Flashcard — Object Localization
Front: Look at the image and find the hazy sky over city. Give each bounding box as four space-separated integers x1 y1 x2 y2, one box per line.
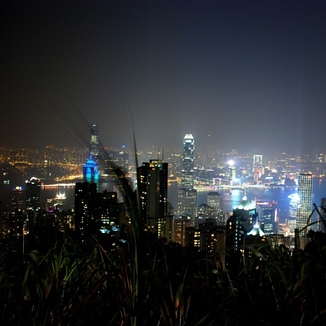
1 0 326 155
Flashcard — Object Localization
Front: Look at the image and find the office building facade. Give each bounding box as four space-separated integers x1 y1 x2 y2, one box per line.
178 134 197 219
181 134 195 189
25 177 41 229
297 172 313 231
90 124 100 163
256 201 277 234
138 160 169 235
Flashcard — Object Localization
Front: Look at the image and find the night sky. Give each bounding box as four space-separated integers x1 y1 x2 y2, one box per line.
1 1 326 155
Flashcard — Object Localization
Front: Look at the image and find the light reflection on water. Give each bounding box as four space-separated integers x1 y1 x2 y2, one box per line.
42 178 326 223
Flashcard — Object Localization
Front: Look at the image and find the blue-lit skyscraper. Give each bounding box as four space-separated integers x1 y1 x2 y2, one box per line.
83 156 99 187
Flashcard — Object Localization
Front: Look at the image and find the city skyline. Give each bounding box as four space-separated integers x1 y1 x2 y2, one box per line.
2 1 326 155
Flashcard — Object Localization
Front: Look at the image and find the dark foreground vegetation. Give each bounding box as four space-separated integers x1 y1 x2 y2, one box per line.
2 228 326 325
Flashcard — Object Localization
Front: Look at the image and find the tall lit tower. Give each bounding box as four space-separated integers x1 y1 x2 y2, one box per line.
252 154 263 182
90 124 100 164
226 196 257 251
226 195 259 270
74 182 97 243
207 191 220 211
138 160 169 236
297 172 313 231
181 134 195 189
256 201 277 234
178 134 197 219
25 177 41 229
10 186 24 238
228 159 236 181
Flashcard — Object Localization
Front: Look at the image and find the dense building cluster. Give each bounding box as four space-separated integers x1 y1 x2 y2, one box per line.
0 126 326 253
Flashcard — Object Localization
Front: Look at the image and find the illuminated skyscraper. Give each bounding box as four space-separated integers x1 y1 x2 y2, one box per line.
252 154 263 181
228 160 236 181
226 196 259 270
174 215 192 246
97 190 120 248
74 182 97 243
12 186 24 210
138 160 168 235
181 134 195 189
297 172 313 231
207 191 221 211
74 154 101 243
10 186 24 238
90 124 100 164
178 134 197 219
25 177 41 228
226 196 256 251
256 201 277 234
177 188 197 218
83 156 99 187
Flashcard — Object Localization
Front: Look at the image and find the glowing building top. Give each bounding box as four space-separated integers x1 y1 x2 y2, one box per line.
247 221 265 237
83 156 99 186
235 195 256 211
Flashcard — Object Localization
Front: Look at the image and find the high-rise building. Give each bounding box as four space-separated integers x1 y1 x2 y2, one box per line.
207 191 226 225
96 190 120 249
12 186 24 210
196 203 216 221
74 155 106 243
297 172 313 231
256 201 277 234
25 177 41 229
207 191 220 211
252 154 263 181
178 134 197 219
226 196 257 251
174 215 192 246
181 134 195 189
74 182 97 243
228 160 236 181
90 124 100 163
138 160 169 235
225 195 259 270
185 219 224 253
9 186 25 238
177 188 197 218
